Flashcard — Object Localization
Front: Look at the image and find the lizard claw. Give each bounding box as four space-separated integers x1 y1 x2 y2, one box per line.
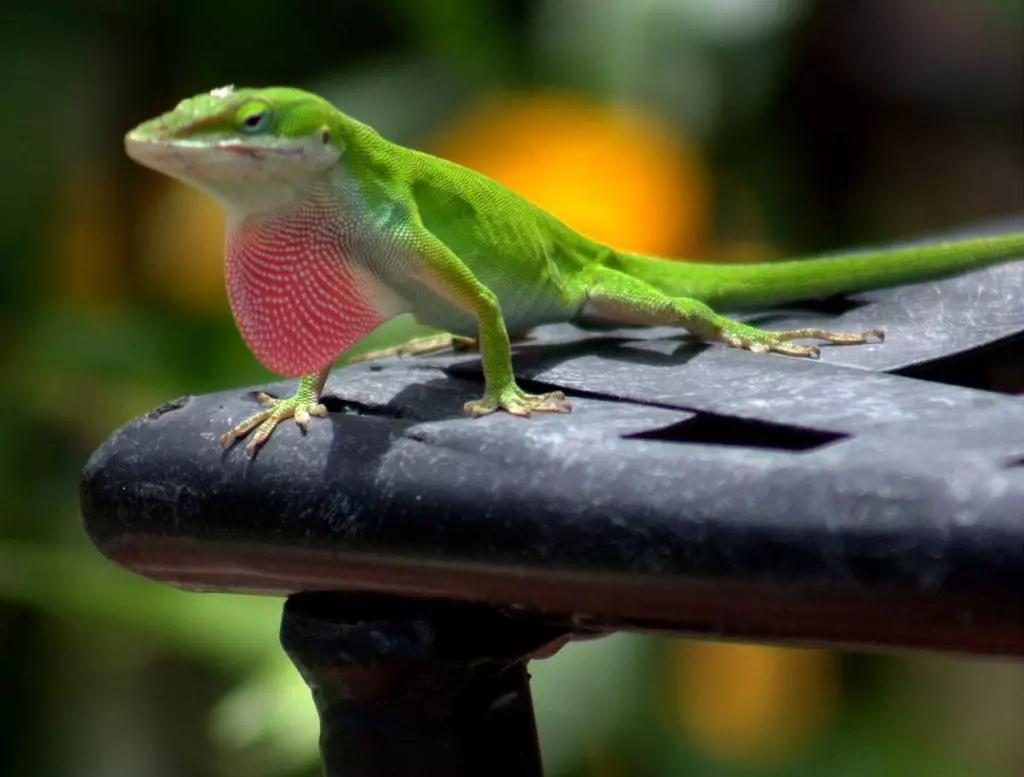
221 394 328 458
721 322 884 358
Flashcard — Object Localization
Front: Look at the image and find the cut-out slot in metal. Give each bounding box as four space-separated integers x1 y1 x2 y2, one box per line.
626 413 848 452
897 337 1024 396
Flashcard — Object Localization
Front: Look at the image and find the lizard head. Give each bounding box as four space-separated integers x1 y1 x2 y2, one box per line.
125 85 343 217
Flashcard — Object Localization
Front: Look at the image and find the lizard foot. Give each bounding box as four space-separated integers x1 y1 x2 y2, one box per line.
464 386 571 418
347 329 532 365
347 333 474 365
721 322 885 358
220 391 327 458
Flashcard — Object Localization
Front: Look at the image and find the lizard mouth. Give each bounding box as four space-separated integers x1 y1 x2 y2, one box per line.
124 134 324 187
127 134 283 167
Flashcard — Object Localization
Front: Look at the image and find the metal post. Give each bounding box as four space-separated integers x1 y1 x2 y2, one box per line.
280 592 568 777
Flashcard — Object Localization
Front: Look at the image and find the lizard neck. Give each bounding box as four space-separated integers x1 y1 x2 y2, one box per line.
224 187 394 376
191 169 328 222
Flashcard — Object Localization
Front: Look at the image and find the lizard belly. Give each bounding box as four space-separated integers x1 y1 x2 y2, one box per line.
225 205 407 376
396 277 575 337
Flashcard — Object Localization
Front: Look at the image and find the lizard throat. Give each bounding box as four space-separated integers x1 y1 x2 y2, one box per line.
225 199 391 376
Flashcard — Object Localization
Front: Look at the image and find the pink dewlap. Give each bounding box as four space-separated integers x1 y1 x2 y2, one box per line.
225 207 387 376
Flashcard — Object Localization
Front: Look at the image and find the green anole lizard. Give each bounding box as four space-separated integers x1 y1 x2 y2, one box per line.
125 85 1024 457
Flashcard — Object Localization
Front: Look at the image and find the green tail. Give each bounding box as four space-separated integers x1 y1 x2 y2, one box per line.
607 233 1024 312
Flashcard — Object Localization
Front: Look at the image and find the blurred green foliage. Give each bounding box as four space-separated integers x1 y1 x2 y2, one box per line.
1 1 1022 776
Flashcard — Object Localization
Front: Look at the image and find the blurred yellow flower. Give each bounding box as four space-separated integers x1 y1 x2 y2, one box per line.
48 166 226 312
48 167 124 307
428 91 709 257
670 640 838 769
138 182 226 311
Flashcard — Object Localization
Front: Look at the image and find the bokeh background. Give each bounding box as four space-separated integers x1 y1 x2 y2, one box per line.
2 1 1022 775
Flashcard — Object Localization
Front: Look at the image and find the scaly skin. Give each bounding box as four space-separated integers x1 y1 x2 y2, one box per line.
125 85 1024 457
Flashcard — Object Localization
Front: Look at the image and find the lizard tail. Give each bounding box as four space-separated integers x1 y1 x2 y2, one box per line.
604 232 1024 312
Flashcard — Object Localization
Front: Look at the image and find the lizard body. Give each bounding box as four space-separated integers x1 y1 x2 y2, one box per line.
125 86 1024 456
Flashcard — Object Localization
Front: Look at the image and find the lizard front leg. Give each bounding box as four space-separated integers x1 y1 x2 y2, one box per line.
411 235 569 417
220 366 331 458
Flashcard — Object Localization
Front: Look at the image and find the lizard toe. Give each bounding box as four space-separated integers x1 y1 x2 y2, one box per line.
465 387 571 418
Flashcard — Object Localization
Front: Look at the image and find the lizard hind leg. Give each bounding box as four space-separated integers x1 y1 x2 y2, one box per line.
347 329 535 365
576 266 884 358
346 333 468 365
721 324 885 357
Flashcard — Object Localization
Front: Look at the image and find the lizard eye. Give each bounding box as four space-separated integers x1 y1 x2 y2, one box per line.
237 107 271 133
